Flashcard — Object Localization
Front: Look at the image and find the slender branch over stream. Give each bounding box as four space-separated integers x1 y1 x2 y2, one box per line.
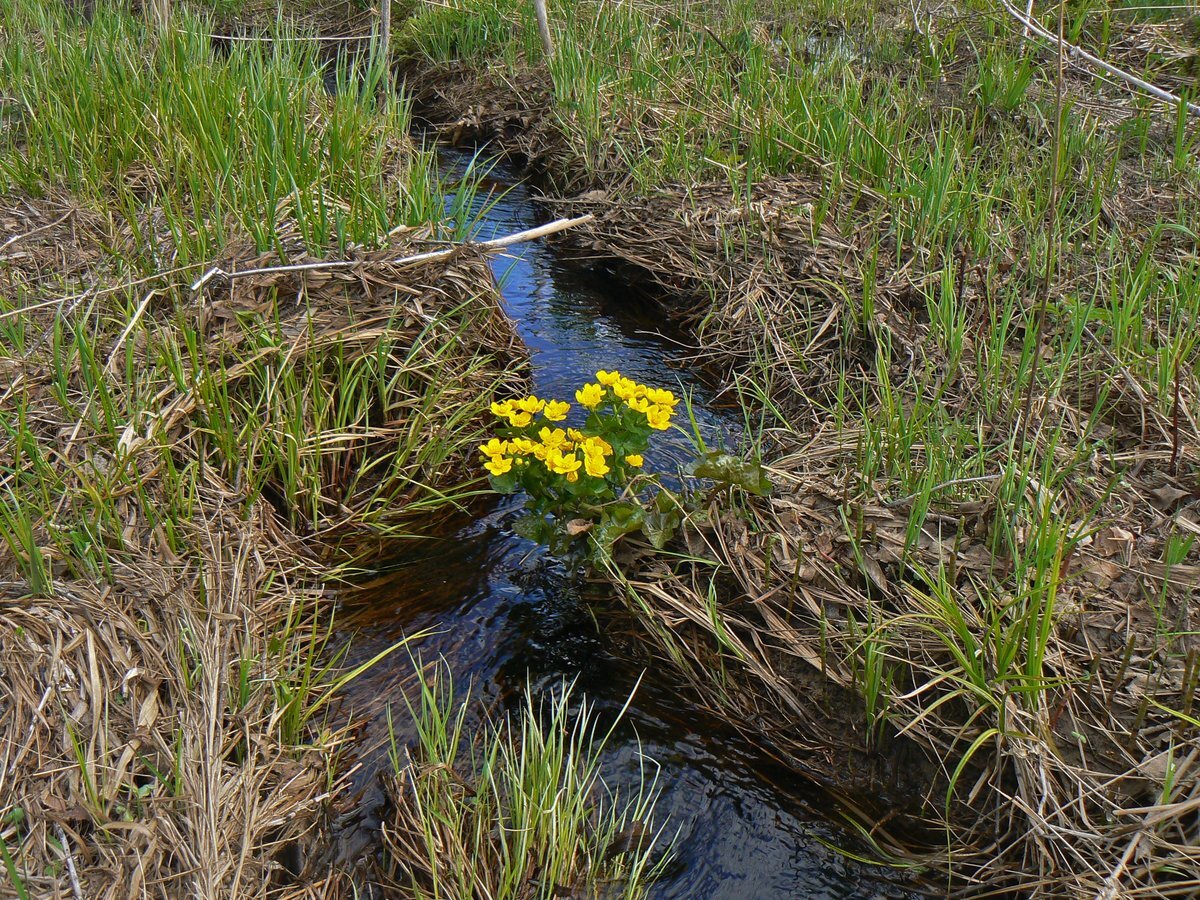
190 214 595 292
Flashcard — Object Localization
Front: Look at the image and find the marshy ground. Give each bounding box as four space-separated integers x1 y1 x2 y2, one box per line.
3 0 1200 896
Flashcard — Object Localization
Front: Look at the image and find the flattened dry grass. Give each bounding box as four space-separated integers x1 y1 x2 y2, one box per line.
0 500 334 898
399 0 1200 893
0 2 530 894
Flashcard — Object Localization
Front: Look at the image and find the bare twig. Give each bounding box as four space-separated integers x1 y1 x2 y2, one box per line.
533 0 554 59
1016 0 1066 452
189 214 594 292
377 0 392 80
55 824 84 900
0 209 73 257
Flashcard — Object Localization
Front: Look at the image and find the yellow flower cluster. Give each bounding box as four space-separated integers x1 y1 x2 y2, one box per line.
490 395 570 428
482 374 673 484
576 370 678 430
479 426 616 482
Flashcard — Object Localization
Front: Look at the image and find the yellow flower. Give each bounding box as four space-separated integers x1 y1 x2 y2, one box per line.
612 378 639 401
626 395 651 414
538 427 569 449
508 411 533 427
484 456 513 476
580 435 612 457
516 395 546 414
596 369 621 387
575 382 605 409
480 438 509 458
566 471 579 483
645 405 672 430
491 400 514 418
567 428 586 442
646 387 678 407
543 399 570 422
625 454 644 468
545 447 582 476
584 451 610 478
509 437 537 455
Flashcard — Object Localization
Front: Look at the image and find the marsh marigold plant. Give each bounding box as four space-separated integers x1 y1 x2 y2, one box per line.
480 371 680 553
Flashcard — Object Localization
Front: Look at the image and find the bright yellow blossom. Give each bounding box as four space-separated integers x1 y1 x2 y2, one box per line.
508 411 533 427
646 387 677 407
576 382 605 409
625 454 644 467
543 399 570 422
580 435 613 457
567 428 586 442
596 370 621 387
612 378 640 401
545 447 581 477
645 405 672 430
516 395 546 414
583 451 610 478
491 400 514 418
538 427 569 450
510 437 537 455
480 438 509 458
626 395 651 414
484 456 513 476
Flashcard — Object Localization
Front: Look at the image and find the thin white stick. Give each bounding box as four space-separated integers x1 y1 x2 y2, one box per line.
0 209 73 257
378 0 392 77
105 289 156 374
189 214 594 292
55 824 84 900
533 0 554 59
1000 0 1200 117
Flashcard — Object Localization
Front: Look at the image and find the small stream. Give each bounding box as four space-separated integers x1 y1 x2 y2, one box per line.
333 148 919 898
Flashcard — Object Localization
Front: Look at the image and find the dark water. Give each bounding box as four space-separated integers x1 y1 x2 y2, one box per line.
333 149 920 898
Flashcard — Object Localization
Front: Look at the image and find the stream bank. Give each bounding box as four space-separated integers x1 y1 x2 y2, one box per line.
329 147 925 897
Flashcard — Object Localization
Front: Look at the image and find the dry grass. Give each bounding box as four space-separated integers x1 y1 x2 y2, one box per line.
0 190 527 900
397 0 1200 894
0 497 334 898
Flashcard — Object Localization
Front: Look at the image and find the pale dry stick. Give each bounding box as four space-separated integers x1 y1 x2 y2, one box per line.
104 289 156 375
189 32 375 43
0 264 202 324
1095 826 1144 900
533 0 554 59
378 0 392 79
189 215 595 292
999 0 1200 117
0 209 73 258
55 824 84 900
